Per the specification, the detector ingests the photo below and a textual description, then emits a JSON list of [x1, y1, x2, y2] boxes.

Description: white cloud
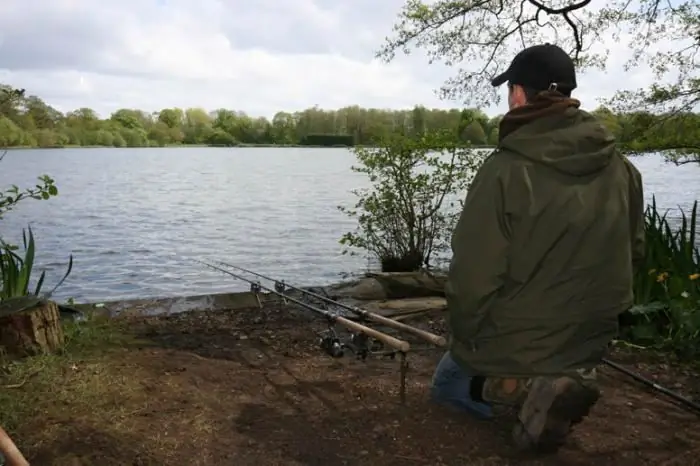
[[0, 0, 659, 119]]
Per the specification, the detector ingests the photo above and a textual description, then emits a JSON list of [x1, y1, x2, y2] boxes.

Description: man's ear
[[509, 84, 527, 108]]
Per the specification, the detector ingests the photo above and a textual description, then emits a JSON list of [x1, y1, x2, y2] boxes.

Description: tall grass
[[623, 197, 700, 359]]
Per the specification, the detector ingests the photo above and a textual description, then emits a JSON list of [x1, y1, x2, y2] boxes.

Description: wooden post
[[0, 298, 65, 357]]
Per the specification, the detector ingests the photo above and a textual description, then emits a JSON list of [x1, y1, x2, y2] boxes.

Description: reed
[[623, 197, 700, 359]]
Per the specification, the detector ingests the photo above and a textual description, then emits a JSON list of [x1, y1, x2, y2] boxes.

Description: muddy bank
[[2, 271, 697, 465], [1, 300, 698, 466]]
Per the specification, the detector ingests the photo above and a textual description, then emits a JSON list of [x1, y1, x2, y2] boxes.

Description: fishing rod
[[212, 260, 447, 347], [602, 358, 700, 415], [200, 260, 698, 414], [197, 260, 410, 357]]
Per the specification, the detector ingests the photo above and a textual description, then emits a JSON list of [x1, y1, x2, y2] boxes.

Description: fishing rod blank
[[213, 260, 447, 347], [198, 260, 411, 354], [602, 358, 700, 415]]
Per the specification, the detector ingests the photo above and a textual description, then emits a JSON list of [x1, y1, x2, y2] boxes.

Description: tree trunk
[[0, 298, 65, 357]]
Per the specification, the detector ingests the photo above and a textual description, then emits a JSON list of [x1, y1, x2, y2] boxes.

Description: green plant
[[621, 196, 700, 359], [0, 169, 59, 222], [633, 197, 699, 304], [338, 130, 486, 271], [0, 226, 73, 301]]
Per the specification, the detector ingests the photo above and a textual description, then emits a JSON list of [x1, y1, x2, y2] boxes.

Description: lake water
[[0, 148, 698, 303]]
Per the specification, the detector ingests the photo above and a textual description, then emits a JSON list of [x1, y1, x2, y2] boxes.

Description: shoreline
[[67, 271, 449, 319]]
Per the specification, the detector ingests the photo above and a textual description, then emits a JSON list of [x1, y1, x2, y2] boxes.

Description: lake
[[0, 147, 698, 303]]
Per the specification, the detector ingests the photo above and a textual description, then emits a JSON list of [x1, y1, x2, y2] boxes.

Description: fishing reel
[[317, 330, 387, 361], [249, 282, 262, 293], [347, 332, 375, 360], [274, 280, 286, 293], [351, 333, 390, 360], [318, 328, 346, 358]]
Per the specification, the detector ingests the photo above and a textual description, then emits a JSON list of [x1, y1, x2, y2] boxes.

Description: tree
[[377, 0, 700, 164], [338, 131, 487, 272], [0, 88, 59, 236], [0, 81, 696, 150]]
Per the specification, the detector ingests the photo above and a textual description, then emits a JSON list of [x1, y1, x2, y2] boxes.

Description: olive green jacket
[[447, 107, 645, 377]]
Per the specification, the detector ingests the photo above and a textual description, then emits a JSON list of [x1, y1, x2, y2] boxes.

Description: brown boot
[[511, 371, 600, 453]]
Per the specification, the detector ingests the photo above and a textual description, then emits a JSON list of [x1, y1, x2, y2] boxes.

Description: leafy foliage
[[378, 0, 700, 163], [0, 165, 58, 223], [620, 198, 700, 359], [0, 149, 60, 250], [338, 131, 487, 271], [633, 198, 699, 305], [2, 83, 699, 153], [0, 84, 502, 147]]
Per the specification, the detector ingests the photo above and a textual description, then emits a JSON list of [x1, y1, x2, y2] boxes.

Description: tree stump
[[0, 297, 65, 357]]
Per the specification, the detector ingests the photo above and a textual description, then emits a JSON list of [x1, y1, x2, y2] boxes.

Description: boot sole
[[512, 376, 600, 454]]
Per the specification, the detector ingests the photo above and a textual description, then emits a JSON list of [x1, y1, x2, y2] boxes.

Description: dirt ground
[[1, 302, 699, 466]]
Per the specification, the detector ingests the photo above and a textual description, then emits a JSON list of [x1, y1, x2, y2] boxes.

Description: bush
[[338, 131, 486, 271], [621, 197, 700, 359]]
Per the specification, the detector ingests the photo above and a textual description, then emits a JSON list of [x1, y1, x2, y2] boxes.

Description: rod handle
[[336, 316, 411, 353], [368, 313, 447, 347], [0, 425, 29, 466]]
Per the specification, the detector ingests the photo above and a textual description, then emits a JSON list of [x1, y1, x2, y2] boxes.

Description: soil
[[3, 301, 700, 466]]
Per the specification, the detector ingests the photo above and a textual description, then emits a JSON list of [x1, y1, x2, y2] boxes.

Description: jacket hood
[[499, 107, 616, 176]]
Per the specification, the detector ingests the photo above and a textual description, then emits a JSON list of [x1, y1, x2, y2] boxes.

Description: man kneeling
[[431, 43, 645, 453]]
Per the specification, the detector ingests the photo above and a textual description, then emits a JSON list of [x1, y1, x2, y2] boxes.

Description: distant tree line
[[1, 83, 699, 151]]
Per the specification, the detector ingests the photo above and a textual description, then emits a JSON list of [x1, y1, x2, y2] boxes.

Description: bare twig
[[1, 369, 41, 389]]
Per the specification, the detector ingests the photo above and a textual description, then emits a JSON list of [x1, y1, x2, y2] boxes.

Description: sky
[[0, 0, 658, 119]]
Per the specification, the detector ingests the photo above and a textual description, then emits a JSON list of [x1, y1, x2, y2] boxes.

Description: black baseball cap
[[491, 43, 577, 93]]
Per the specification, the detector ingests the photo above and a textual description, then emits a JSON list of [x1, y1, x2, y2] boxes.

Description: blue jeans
[[430, 351, 494, 419]]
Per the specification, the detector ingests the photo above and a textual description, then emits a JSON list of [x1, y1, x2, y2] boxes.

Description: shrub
[[338, 130, 486, 271]]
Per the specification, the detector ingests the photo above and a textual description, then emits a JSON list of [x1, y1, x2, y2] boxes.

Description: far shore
[[1, 145, 678, 156], [4, 143, 499, 151]]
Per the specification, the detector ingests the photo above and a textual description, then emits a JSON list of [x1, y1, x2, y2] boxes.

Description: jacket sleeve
[[447, 157, 511, 316], [624, 159, 645, 270]]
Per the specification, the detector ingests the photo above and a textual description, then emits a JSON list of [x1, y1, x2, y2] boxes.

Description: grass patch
[[0, 312, 144, 434]]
